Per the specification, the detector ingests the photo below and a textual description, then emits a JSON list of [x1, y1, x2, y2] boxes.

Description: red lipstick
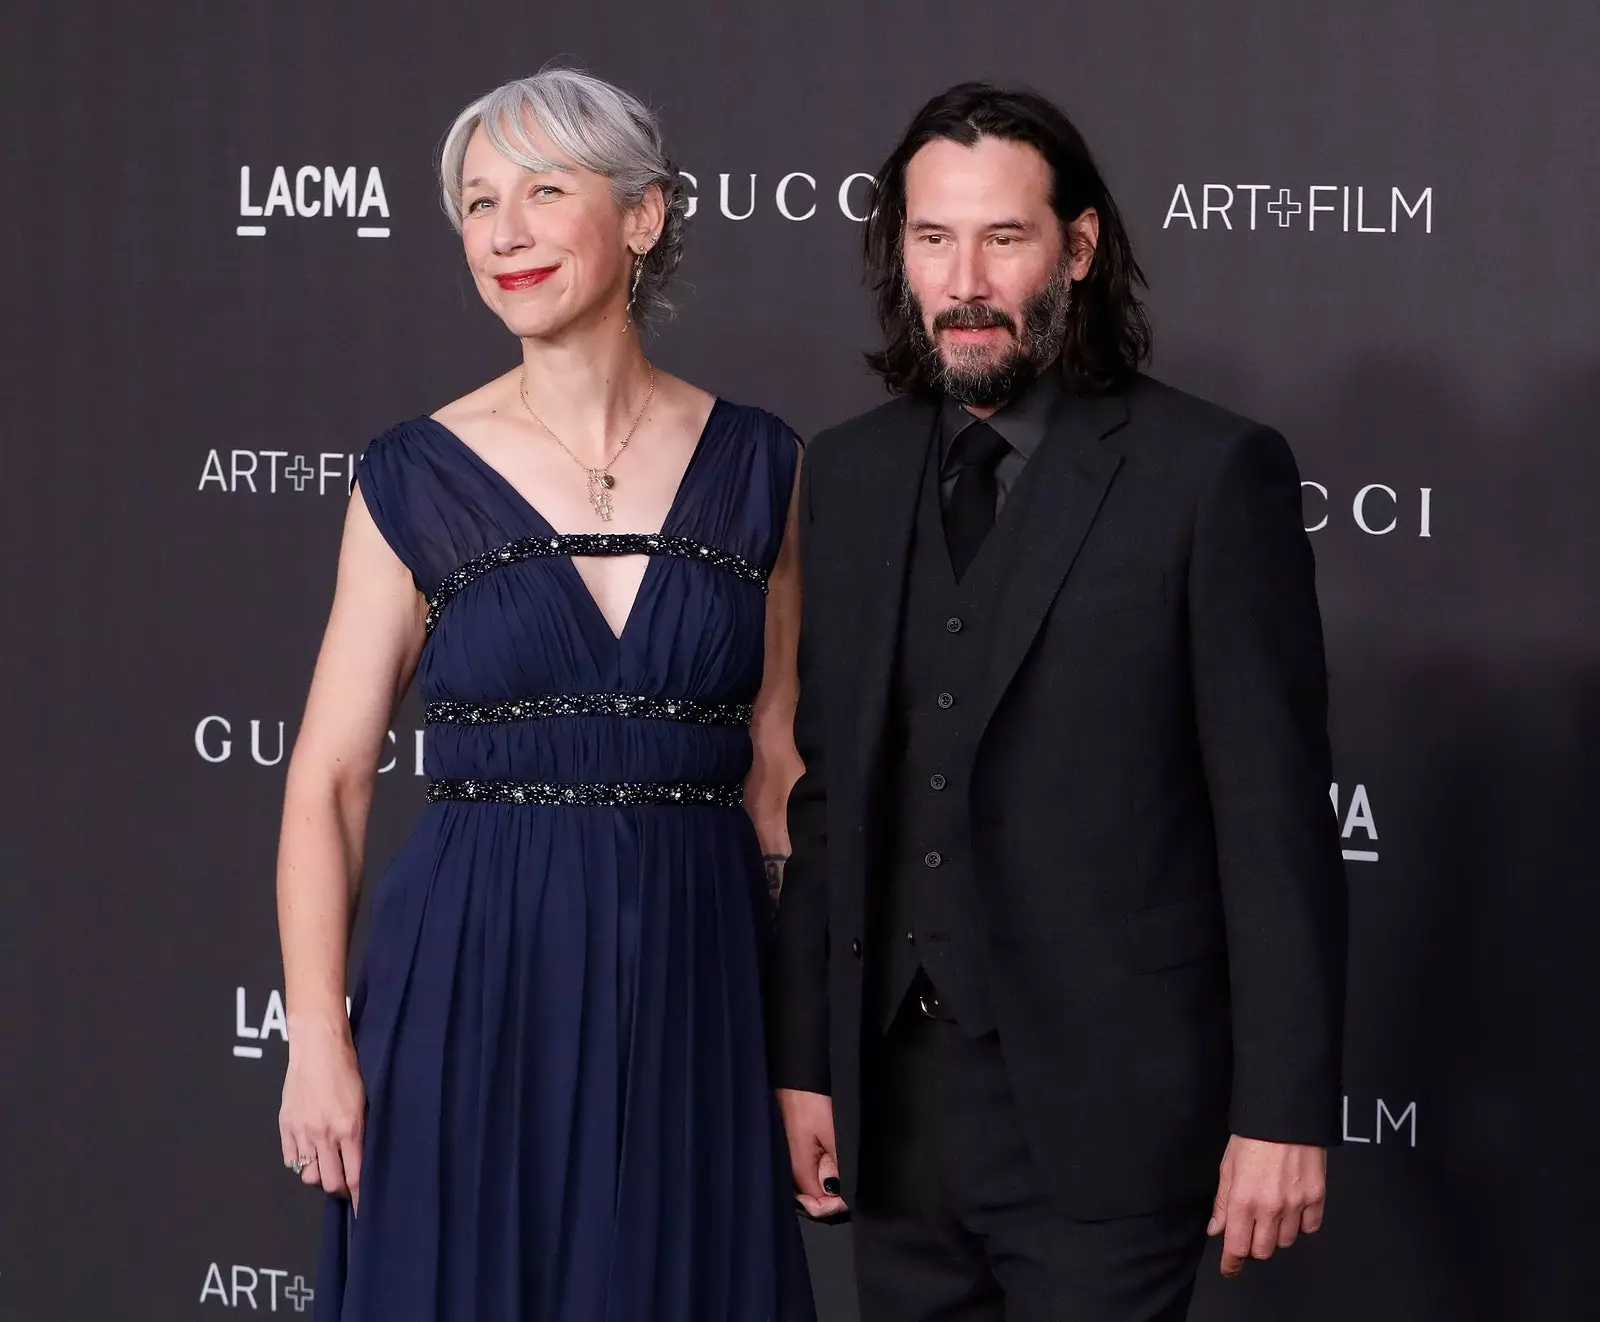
[[495, 265, 558, 290]]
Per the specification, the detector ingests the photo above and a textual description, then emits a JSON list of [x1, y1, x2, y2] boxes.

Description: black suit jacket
[[770, 374, 1348, 1220]]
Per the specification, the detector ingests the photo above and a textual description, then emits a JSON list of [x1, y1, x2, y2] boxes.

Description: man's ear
[[1067, 206, 1100, 281]]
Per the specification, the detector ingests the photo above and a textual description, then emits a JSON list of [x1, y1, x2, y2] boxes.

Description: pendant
[[587, 470, 615, 522]]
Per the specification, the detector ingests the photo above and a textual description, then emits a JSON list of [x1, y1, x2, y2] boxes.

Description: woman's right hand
[[278, 1021, 367, 1213]]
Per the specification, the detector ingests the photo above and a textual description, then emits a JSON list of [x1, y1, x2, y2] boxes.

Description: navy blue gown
[[314, 399, 815, 1322]]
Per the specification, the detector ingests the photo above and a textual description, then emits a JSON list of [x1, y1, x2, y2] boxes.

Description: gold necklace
[[517, 364, 655, 522]]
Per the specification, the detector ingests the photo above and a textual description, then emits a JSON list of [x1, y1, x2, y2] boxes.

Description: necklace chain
[[517, 364, 655, 522]]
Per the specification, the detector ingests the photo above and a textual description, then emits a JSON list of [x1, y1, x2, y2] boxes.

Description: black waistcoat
[[870, 425, 1033, 1036]]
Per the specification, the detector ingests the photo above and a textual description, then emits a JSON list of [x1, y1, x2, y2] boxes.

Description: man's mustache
[[932, 304, 1017, 335]]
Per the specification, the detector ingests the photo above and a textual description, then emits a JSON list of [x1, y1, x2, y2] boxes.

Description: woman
[[274, 68, 814, 1321]]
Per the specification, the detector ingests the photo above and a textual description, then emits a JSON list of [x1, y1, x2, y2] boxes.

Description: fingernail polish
[[823, 1177, 841, 1196]]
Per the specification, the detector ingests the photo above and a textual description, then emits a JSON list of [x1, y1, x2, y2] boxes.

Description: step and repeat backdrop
[[4, 1, 1597, 1319]]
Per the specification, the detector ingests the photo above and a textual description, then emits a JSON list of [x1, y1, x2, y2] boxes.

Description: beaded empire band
[[425, 533, 769, 636], [426, 694, 754, 727], [427, 779, 746, 809]]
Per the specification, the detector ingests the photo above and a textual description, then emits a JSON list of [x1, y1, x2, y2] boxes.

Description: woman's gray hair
[[439, 68, 686, 328]]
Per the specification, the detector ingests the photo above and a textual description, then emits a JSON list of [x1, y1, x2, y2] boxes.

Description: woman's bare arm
[[275, 481, 424, 1204], [744, 457, 805, 909], [277, 484, 423, 1036]]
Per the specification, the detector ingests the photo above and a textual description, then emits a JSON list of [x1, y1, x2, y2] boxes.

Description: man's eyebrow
[[906, 216, 1033, 231]]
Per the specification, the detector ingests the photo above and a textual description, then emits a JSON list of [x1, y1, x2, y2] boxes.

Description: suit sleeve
[[767, 440, 833, 1095], [1188, 425, 1348, 1145]]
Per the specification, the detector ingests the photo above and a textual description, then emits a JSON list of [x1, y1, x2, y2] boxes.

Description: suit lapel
[[966, 390, 1130, 745], [849, 396, 937, 778]]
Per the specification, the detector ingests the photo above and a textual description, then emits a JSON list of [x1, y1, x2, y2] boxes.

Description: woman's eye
[[465, 197, 493, 214]]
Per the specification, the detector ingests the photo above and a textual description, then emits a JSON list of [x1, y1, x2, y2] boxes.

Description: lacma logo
[[235, 987, 286, 1059], [1164, 184, 1432, 233], [1331, 782, 1378, 863], [235, 986, 349, 1059], [237, 165, 390, 238]]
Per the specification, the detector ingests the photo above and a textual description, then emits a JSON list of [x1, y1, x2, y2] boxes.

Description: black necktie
[[942, 420, 1011, 579]]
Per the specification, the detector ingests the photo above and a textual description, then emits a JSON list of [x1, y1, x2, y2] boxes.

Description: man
[[770, 83, 1347, 1322]]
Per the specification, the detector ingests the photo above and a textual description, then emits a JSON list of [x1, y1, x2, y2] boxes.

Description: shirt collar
[[939, 367, 1066, 464]]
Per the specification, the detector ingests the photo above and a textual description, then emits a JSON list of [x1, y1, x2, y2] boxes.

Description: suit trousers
[[853, 996, 1212, 1322]]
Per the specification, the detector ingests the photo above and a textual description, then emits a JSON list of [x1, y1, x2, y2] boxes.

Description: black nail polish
[[822, 1177, 841, 1196]]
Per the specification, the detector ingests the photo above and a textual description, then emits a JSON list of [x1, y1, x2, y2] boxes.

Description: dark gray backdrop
[[4, 1, 1597, 1318]]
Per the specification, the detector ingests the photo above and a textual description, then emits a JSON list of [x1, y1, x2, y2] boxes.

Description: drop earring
[[624, 251, 645, 332]]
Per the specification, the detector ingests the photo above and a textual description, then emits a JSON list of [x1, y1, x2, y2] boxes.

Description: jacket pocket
[[1123, 894, 1224, 973]]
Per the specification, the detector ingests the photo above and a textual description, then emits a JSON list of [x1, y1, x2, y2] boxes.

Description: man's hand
[[775, 1087, 848, 1219], [1208, 1136, 1327, 1276]]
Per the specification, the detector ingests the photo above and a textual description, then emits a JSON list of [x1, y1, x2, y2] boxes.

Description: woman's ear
[[627, 182, 667, 253]]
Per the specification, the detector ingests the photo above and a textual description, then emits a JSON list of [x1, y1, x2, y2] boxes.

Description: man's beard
[[904, 267, 1072, 409]]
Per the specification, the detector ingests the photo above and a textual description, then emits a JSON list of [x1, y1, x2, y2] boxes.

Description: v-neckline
[[421, 397, 724, 645]]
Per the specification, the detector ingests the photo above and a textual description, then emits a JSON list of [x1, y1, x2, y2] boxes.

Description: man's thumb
[[789, 1135, 824, 1196], [819, 1150, 841, 1197]]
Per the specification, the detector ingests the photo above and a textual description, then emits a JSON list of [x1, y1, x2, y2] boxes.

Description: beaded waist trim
[[426, 533, 769, 636], [425, 694, 753, 727], [426, 778, 745, 808]]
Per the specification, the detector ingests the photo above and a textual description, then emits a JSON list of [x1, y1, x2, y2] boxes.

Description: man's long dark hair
[[864, 82, 1151, 396]]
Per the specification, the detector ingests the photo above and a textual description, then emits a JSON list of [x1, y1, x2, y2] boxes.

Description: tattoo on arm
[[763, 854, 788, 908]]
